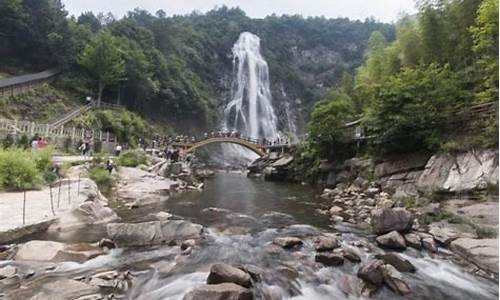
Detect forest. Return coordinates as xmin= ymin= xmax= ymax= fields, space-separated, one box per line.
xmin=0 ymin=0 xmax=392 ymax=132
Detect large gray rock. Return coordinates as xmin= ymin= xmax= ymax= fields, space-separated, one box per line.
xmin=417 ymin=149 xmax=498 ymax=193
xmin=371 ymin=208 xmax=414 ymax=234
xmin=428 ymin=221 xmax=477 ymax=245
xmin=207 ymin=263 xmax=253 ymax=288
xmin=14 ymin=240 xmax=104 ymax=263
xmin=375 ymin=253 xmax=416 ymax=273
xmin=337 ymin=274 xmax=378 ymax=297
xmin=315 ymin=253 xmax=344 ymax=266
xmin=357 ymin=259 xmax=385 ymax=286
xmin=404 ymin=233 xmax=422 ymax=249
xmin=272 ymin=237 xmax=302 ymax=249
xmin=314 ymin=236 xmax=340 ymax=251
xmin=450 ymin=238 xmax=499 ymax=274
xmin=183 ymin=283 xmax=253 ymax=300
xmin=106 ymin=220 xmax=203 ymax=246
xmin=381 ymin=264 xmax=411 ymax=295
xmin=375 ymin=231 xmax=406 ymax=250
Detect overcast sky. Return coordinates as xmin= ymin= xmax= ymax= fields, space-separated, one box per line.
xmin=63 ymin=0 xmax=417 ymax=23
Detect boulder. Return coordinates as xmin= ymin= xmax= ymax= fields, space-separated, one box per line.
xmin=183 ymin=283 xmax=253 ymax=300
xmin=207 ymin=263 xmax=253 ymax=288
xmin=404 ymin=233 xmax=422 ymax=250
xmin=450 ymin=238 xmax=499 ymax=274
xmin=28 ymin=279 xmax=99 ymax=300
xmin=357 ymin=259 xmax=385 ymax=286
xmin=428 ymin=221 xmax=477 ymax=245
xmin=422 ymin=237 xmax=438 ymax=253
xmin=338 ymin=274 xmax=377 ymax=297
xmin=272 ymin=237 xmax=302 ymax=249
xmin=106 ymin=220 xmax=203 ymax=246
xmin=314 ymin=236 xmax=340 ymax=252
xmin=0 ymin=265 xmax=17 ymax=279
xmin=371 ymin=208 xmax=414 ymax=234
xmin=381 ymin=264 xmax=411 ymax=295
xmin=14 ymin=240 xmax=104 ymax=263
xmin=375 ymin=231 xmax=406 ymax=250
xmin=315 ymin=253 xmax=344 ymax=266
xmin=374 ymin=253 xmax=416 ymax=273
xmin=342 ymin=247 xmax=361 ymax=263
xmin=98 ymin=238 xmax=116 ymax=249
xmin=329 ymin=206 xmax=343 ymax=215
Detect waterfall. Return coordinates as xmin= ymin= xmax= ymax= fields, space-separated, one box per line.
xmin=223 ymin=32 xmax=279 ymax=142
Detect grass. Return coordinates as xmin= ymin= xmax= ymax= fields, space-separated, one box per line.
xmin=117 ymin=150 xmax=147 ymax=167
xmin=88 ymin=166 xmax=114 ymax=196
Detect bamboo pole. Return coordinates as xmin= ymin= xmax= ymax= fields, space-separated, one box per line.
xmin=57 ymin=178 xmax=62 ymax=208
xmin=49 ymin=184 xmax=55 ymax=216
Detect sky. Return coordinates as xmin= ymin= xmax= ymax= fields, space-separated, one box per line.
xmin=63 ymin=0 xmax=417 ymax=23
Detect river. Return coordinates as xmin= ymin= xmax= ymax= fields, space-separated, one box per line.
xmin=4 ymin=173 xmax=498 ymax=300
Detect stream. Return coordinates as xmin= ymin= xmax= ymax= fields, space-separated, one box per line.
xmin=3 ymin=173 xmax=499 ymax=300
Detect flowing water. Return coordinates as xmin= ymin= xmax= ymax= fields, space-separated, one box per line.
xmin=5 ymin=173 xmax=498 ymax=300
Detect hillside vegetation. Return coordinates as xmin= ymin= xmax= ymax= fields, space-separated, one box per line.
xmin=0 ymin=0 xmax=393 ymax=132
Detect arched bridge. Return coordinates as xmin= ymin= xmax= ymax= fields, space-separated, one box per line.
xmin=172 ymin=136 xmax=288 ymax=157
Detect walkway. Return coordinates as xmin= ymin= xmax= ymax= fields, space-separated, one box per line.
xmin=0 ymin=69 xmax=60 ymax=98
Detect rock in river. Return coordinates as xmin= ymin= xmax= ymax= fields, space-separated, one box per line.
xmin=376 ymin=231 xmax=406 ymax=250
xmin=357 ymin=259 xmax=385 ymax=287
xmin=106 ymin=220 xmax=203 ymax=246
xmin=314 ymin=236 xmax=340 ymax=251
xmin=14 ymin=240 xmax=104 ymax=263
xmin=183 ymin=283 xmax=253 ymax=300
xmin=272 ymin=237 xmax=303 ymax=249
xmin=381 ymin=264 xmax=411 ymax=295
xmin=450 ymin=238 xmax=499 ymax=274
xmin=375 ymin=253 xmax=416 ymax=273
xmin=371 ymin=208 xmax=414 ymax=234
xmin=207 ymin=263 xmax=253 ymax=288
xmin=315 ymin=253 xmax=344 ymax=266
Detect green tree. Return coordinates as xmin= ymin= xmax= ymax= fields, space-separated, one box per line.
xmin=79 ymin=31 xmax=125 ymax=106
xmin=308 ymin=98 xmax=355 ymax=159
xmin=470 ymin=0 xmax=499 ymax=102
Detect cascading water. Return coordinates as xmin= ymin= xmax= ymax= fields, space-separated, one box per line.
xmin=222 ymin=32 xmax=279 ymax=160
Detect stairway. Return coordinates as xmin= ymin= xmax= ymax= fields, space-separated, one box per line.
xmin=50 ymin=102 xmax=94 ymax=129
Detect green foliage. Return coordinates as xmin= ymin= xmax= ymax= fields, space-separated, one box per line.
xmin=88 ymin=166 xmax=114 ymax=196
xmin=2 ymin=134 xmax=15 ymax=148
xmin=78 ymin=109 xmax=150 ymax=146
xmin=366 ymin=64 xmax=470 ymax=154
xmin=79 ymin=31 xmax=126 ymax=104
xmin=308 ymin=96 xmax=356 ymax=159
xmin=287 ymin=143 xmax=322 ymax=184
xmin=117 ymin=149 xmax=147 ymax=167
xmin=0 ymin=148 xmax=42 ymax=191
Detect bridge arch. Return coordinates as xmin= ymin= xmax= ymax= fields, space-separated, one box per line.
xmin=177 ymin=137 xmax=267 ymax=157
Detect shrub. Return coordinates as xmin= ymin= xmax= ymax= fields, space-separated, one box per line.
xmin=88 ymin=166 xmax=114 ymax=196
xmin=118 ymin=149 xmax=147 ymax=167
xmin=0 ymin=148 xmax=42 ymax=191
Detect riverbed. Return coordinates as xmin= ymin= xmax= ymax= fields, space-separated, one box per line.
xmin=2 ymin=173 xmax=498 ymax=300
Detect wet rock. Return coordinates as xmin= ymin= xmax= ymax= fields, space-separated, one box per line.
xmin=14 ymin=240 xmax=104 ymax=263
xmin=276 ymin=264 xmax=299 ymax=279
xmin=450 ymin=238 xmax=499 ymax=274
xmin=88 ymin=277 xmax=116 ymax=289
xmin=357 ymin=259 xmax=385 ymax=286
xmin=338 ymin=274 xmax=378 ymax=297
xmin=106 ymin=220 xmax=203 ymax=246
xmin=272 ymin=237 xmax=303 ymax=249
xmin=207 ymin=263 xmax=253 ymax=288
xmin=330 ymin=215 xmax=344 ymax=223
xmin=154 ymin=211 xmax=174 ymax=221
xmin=381 ymin=264 xmax=411 ymax=295
xmin=183 ymin=283 xmax=253 ymax=300
xmin=29 ymin=279 xmax=99 ymax=300
xmin=237 ymin=265 xmax=264 ymax=282
xmin=342 ymin=247 xmax=362 ymax=263
xmin=404 ymin=233 xmax=422 ymax=249
xmin=428 ymin=221 xmax=477 ymax=245
xmin=181 ymin=239 xmax=196 ymax=250
xmin=371 ymin=208 xmax=414 ymax=234
xmin=98 ymin=238 xmax=116 ymax=250
xmin=315 ymin=253 xmax=344 ymax=266
xmin=422 ymin=237 xmax=438 ymax=253
xmin=314 ymin=236 xmax=340 ymax=251
xmin=375 ymin=253 xmax=416 ymax=273
xmin=0 ymin=265 xmax=17 ymax=279
xmin=375 ymin=231 xmax=406 ymax=250
xmin=329 ymin=206 xmax=343 ymax=215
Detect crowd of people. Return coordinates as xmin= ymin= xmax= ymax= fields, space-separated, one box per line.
xmin=30 ymin=136 xmax=49 ymax=150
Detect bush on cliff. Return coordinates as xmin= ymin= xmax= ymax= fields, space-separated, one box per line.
xmin=0 ymin=148 xmax=42 ymax=191
xmin=117 ymin=149 xmax=147 ymax=167
xmin=88 ymin=166 xmax=114 ymax=196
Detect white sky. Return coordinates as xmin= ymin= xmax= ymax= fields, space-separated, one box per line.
xmin=62 ymin=0 xmax=417 ymax=23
